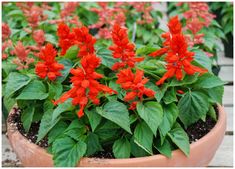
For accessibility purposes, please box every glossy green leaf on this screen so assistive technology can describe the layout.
[37,109,61,142]
[52,99,74,121]
[178,91,209,127]
[137,101,163,136]
[21,106,35,132]
[134,121,153,155]
[159,103,179,138]
[85,109,102,132]
[154,138,172,158]
[5,72,31,98]
[48,121,68,144]
[193,73,225,89]
[113,138,131,158]
[52,136,87,167]
[64,45,79,60]
[96,101,131,134]
[206,86,224,105]
[16,80,48,100]
[64,119,86,141]
[163,87,177,104]
[168,123,190,156]
[57,58,73,82]
[85,132,103,156]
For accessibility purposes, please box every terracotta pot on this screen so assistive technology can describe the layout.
[7,105,226,167]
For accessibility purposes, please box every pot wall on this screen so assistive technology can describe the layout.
[7,105,226,167]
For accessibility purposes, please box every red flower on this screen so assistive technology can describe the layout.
[35,44,64,80]
[109,24,144,70]
[149,16,207,85]
[117,68,155,109]
[57,23,96,57]
[2,23,11,41]
[54,54,116,118]
[12,41,34,70]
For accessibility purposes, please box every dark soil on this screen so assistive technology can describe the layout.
[8,107,217,159]
[7,108,48,148]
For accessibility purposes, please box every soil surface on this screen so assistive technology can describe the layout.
[8,107,217,159]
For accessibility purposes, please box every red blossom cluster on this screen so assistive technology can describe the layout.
[89,2,126,39]
[55,24,116,118]
[149,16,207,85]
[110,24,155,110]
[109,24,144,71]
[16,2,49,29]
[2,23,12,60]
[117,68,155,110]
[12,42,35,70]
[49,2,81,27]
[179,2,216,48]
[129,2,154,25]
[57,23,96,57]
[35,43,64,80]
[54,54,116,117]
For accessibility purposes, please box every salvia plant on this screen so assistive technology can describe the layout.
[2,2,225,167]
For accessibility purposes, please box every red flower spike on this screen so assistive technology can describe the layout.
[150,16,207,86]
[35,44,64,81]
[57,23,96,57]
[54,54,117,118]
[117,68,155,109]
[109,24,144,71]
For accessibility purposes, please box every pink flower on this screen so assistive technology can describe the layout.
[2,23,11,41]
[12,41,34,70]
[33,29,45,46]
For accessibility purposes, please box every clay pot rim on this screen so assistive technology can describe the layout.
[7,104,226,163]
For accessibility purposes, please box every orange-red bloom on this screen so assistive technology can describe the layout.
[54,54,116,118]
[149,16,207,85]
[35,43,64,80]
[57,23,96,57]
[109,24,144,70]
[117,68,155,110]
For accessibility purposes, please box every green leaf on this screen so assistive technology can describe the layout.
[52,99,74,121]
[57,58,73,82]
[5,72,31,98]
[208,106,217,121]
[159,103,179,138]
[130,136,148,157]
[96,101,131,134]
[96,48,117,68]
[137,101,163,136]
[37,109,61,142]
[193,73,225,89]
[64,119,86,141]
[48,82,63,100]
[134,121,153,155]
[163,87,177,104]
[16,80,48,100]
[48,121,68,144]
[64,45,79,60]
[52,136,87,167]
[178,91,209,127]
[95,121,120,143]
[86,132,103,156]
[21,106,35,132]
[168,123,190,156]
[85,109,102,132]
[3,96,15,112]
[169,73,199,87]
[193,49,212,72]
[45,34,57,46]
[206,86,224,104]
[113,138,131,159]
[136,45,158,55]
[154,138,172,158]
